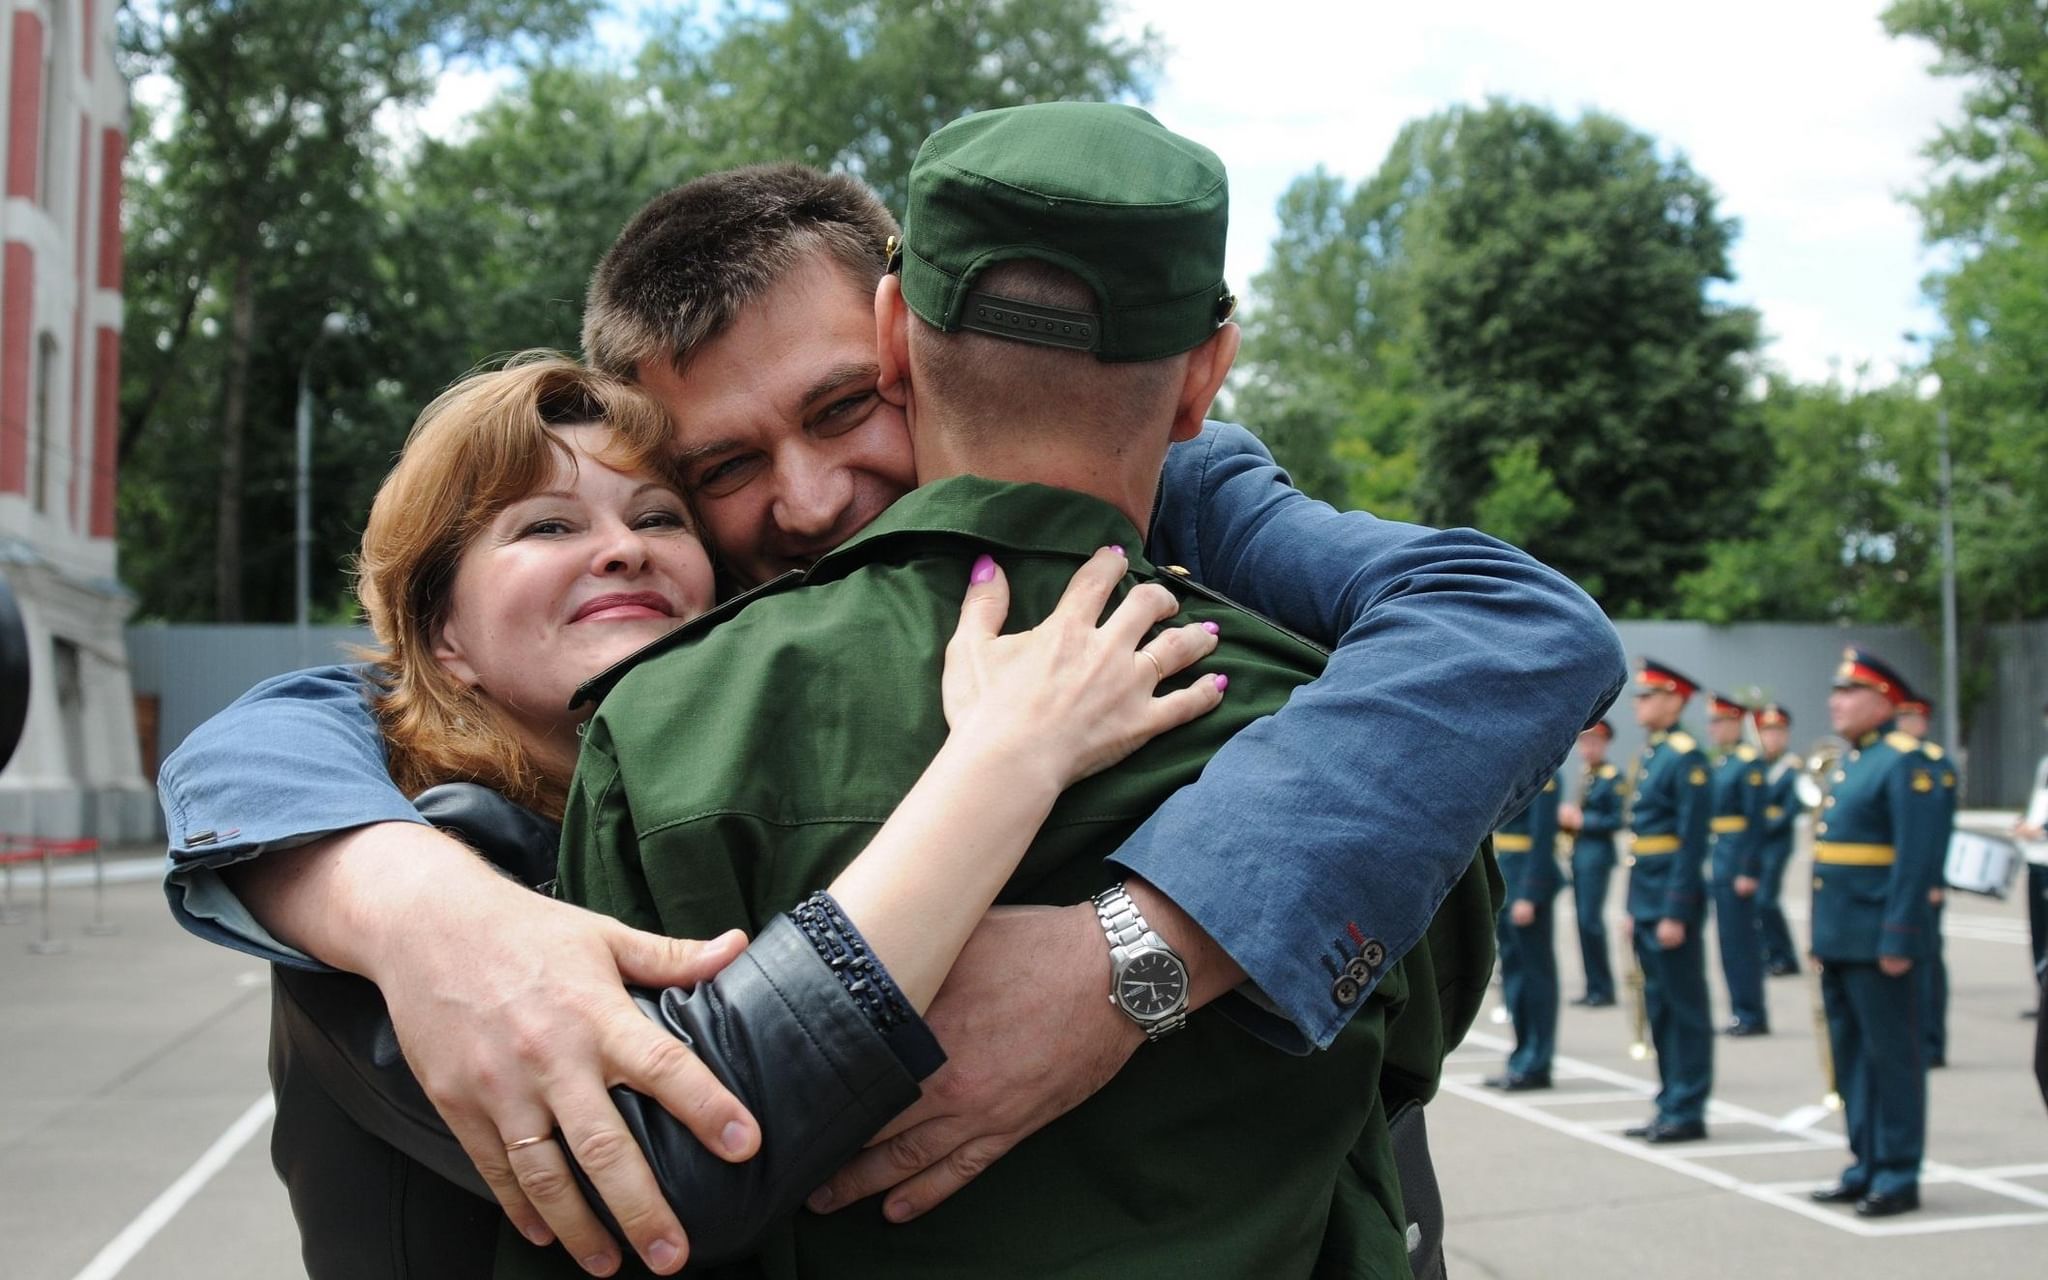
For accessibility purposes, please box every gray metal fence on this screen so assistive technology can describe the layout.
[125,618,2048,809]
[126,624,371,782]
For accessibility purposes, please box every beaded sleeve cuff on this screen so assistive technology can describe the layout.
[789,892,945,1078]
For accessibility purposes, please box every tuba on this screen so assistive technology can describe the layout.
[1794,736,1850,809]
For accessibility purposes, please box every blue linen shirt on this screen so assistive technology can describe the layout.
[158,420,1624,1052]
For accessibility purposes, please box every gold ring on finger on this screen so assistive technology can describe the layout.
[504,1134,555,1153]
[1140,650,1166,683]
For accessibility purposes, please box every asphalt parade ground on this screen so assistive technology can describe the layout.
[2,836,2043,1280]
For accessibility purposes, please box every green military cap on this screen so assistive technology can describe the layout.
[894,101,1234,363]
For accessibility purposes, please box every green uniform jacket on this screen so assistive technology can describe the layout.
[1810,726,1948,961]
[545,477,1495,1280]
[1622,729,1713,925]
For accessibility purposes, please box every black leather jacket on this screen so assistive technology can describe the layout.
[267,784,939,1278]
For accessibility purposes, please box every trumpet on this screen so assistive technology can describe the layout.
[1626,941,1651,1061]
[1795,734,1849,1111]
[1808,959,1843,1111]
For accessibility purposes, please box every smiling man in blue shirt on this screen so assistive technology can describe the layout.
[160,155,1623,1274]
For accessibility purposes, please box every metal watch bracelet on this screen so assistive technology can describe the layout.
[1093,883,1190,1041]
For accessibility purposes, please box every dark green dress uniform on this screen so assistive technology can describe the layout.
[1571,752,1625,1005]
[1707,700,1770,1033]
[1623,665,1714,1134]
[1493,773,1564,1083]
[550,477,1498,1280]
[1753,705,1804,974]
[1906,711,1959,1065]
[1811,651,1948,1210]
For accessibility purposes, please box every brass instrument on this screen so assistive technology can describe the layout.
[1626,934,1651,1061]
[1809,959,1843,1110]
[1794,735,1850,810]
[1795,734,1849,1111]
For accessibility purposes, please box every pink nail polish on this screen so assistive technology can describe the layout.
[970,554,997,585]
[1109,544,1125,557]
[1202,621,1220,636]
[1213,673,1229,693]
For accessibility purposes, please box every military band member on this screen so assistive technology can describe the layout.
[1895,693,1958,1067]
[1488,771,1565,1090]
[1752,704,1804,976]
[1622,659,1715,1142]
[1808,647,1947,1218]
[1707,692,1770,1035]
[1560,722,1623,1007]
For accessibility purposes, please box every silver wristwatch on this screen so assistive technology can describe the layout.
[1092,883,1190,1041]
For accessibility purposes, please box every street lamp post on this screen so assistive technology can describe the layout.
[295,312,350,638]
[1919,366,1962,760]
[1936,400,1961,757]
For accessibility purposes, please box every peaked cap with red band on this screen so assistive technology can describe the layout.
[1897,691,1932,717]
[1583,720,1614,740]
[1707,692,1749,720]
[1833,646,1911,706]
[1634,658,1699,701]
[1754,703,1791,730]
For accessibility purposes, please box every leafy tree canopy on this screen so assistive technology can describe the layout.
[117,0,1157,622]
[1236,101,1764,615]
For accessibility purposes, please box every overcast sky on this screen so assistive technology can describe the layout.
[1111,0,1965,384]
[434,1,1965,386]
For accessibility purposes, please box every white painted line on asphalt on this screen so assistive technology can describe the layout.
[1976,1163,2048,1180]
[1450,1030,2048,1237]
[1509,1089,1649,1107]
[1775,1103,1839,1132]
[1680,1140,1830,1158]
[68,1092,276,1280]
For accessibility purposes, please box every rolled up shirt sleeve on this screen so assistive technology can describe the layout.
[158,664,427,970]
[1124,421,1625,1051]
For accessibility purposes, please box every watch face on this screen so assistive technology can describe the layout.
[1117,950,1188,1019]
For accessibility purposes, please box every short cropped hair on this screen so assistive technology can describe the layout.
[583,164,899,378]
[909,260,1185,439]
[356,353,680,818]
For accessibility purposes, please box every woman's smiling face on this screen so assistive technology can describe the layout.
[433,425,715,756]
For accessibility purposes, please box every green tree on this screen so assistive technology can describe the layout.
[1238,103,1762,613]
[645,0,1161,215]
[1673,377,1937,625]
[1403,104,1763,612]
[118,0,596,620]
[1885,0,2048,627]
[118,0,1159,622]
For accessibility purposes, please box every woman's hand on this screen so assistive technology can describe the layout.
[942,547,1225,790]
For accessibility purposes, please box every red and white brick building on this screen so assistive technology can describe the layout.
[0,0,151,840]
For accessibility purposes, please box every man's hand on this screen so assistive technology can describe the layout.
[2015,822,2045,840]
[1656,918,1686,949]
[1558,803,1584,832]
[1733,875,1758,899]
[1510,899,1537,927]
[235,824,758,1277]
[808,903,1141,1222]
[1878,954,1914,977]
[1928,886,1946,906]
